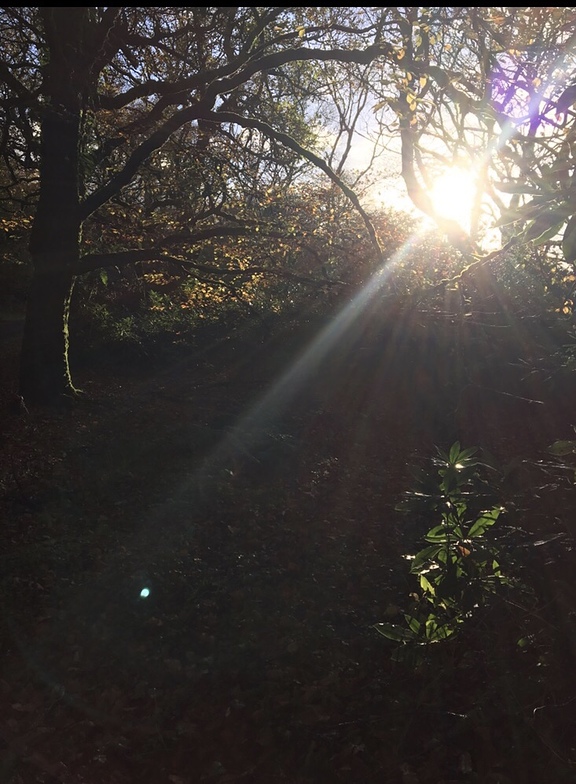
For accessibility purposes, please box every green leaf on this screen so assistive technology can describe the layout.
[405,614,422,634]
[373,623,415,642]
[435,446,450,463]
[424,524,453,543]
[458,446,478,461]
[99,269,109,285]
[449,441,461,463]
[437,547,449,564]
[562,215,576,263]
[549,439,576,456]
[468,507,502,538]
[409,544,443,572]
[419,574,436,595]
[428,621,458,640]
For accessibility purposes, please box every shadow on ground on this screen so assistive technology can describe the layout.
[1,302,576,783]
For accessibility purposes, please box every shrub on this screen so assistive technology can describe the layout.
[375,443,520,651]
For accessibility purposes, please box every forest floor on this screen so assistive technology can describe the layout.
[2,301,576,784]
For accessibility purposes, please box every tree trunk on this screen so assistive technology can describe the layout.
[16,8,99,405]
[19,269,77,404]
[18,104,82,404]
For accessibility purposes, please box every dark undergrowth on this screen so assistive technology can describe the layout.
[2,299,576,783]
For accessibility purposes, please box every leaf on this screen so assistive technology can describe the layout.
[424,524,452,542]
[449,441,461,463]
[427,621,457,640]
[373,622,415,642]
[562,215,576,263]
[523,210,565,243]
[419,574,436,595]
[548,439,576,456]
[532,221,565,246]
[405,614,421,634]
[468,507,502,538]
[458,446,478,461]
[493,207,533,228]
[493,181,541,194]
[99,269,109,285]
[555,83,576,115]
[409,544,443,572]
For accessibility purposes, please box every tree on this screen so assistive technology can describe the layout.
[9,7,570,405]
[0,6,406,404]
[379,7,576,259]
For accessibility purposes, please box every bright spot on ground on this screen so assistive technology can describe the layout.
[140,587,150,598]
[429,166,477,233]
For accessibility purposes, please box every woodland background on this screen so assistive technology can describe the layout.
[2,7,576,783]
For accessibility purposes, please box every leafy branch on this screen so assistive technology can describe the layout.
[375,443,515,651]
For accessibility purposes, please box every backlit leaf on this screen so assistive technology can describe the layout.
[562,215,576,263]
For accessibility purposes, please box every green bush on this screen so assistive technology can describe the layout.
[375,443,521,650]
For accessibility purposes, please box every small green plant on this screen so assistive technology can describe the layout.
[375,442,511,648]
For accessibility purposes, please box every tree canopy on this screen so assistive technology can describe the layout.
[1,7,576,402]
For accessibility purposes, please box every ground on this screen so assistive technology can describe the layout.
[2,302,576,784]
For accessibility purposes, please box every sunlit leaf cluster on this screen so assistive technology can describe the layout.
[376,442,515,650]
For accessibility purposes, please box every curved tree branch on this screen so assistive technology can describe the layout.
[208,109,383,256]
[84,40,393,222]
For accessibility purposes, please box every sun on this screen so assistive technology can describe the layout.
[429,166,478,234]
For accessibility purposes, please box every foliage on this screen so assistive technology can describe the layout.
[73,281,256,361]
[380,7,576,263]
[375,442,517,650]
[72,196,486,363]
